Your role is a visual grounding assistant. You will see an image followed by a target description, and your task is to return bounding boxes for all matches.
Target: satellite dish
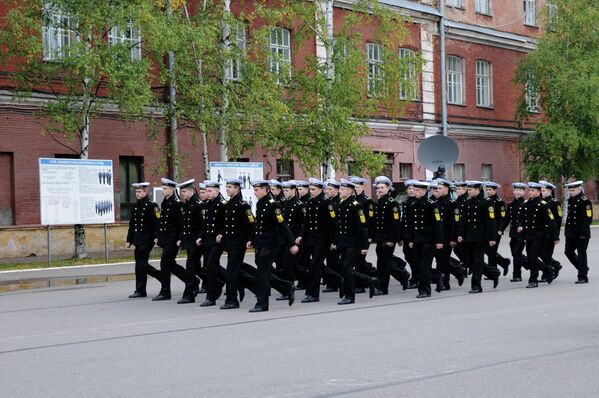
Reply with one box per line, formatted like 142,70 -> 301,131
417,135 -> 459,173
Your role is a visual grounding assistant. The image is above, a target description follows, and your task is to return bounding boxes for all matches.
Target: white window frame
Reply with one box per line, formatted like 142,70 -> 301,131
475,0 -> 492,15
225,25 -> 247,81
446,0 -> 463,8
108,20 -> 142,61
447,56 -> 464,105
366,43 -> 384,97
480,164 -> 493,182
399,48 -> 418,101
476,60 -> 492,108
524,0 -> 537,27
525,74 -> 540,113
269,27 -> 291,84
546,3 -> 558,30
42,2 -> 78,61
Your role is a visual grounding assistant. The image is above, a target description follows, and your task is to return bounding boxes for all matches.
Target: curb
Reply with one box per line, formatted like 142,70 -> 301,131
0,273 -> 135,293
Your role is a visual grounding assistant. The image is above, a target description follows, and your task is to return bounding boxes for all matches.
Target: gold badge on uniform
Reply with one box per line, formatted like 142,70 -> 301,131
302,207 -> 307,215
586,204 -> 592,218
488,206 -> 495,219
548,209 -> 554,220
500,206 -> 506,218
275,208 -> 284,223
369,204 -> 374,218
434,208 -> 441,221
358,209 -> 366,224
454,208 -> 460,222
557,205 -> 563,217
392,207 -> 399,220
154,207 -> 161,219
328,204 -> 336,218
246,209 -> 255,223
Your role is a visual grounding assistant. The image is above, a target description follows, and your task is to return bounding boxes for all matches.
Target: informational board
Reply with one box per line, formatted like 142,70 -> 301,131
39,158 -> 115,225
210,161 -> 264,212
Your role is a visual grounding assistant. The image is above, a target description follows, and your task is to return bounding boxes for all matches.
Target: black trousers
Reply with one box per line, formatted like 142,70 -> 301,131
255,248 -> 276,309
158,244 -> 186,296
391,256 -> 411,287
375,242 -> 394,293
485,235 -> 502,270
204,244 -> 224,302
565,238 -> 590,279
224,248 -> 247,305
541,239 -> 562,277
306,245 -> 327,298
182,246 -> 202,299
325,248 -> 341,289
339,247 -> 359,300
526,239 -> 554,283
434,245 -> 452,285
404,244 -> 417,284
509,237 -> 526,278
280,248 -> 299,283
465,241 -> 500,291
240,262 -> 293,297
134,243 -> 162,293
413,243 -> 435,295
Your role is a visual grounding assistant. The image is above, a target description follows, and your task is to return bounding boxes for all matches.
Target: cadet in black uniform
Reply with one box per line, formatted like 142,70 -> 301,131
502,182 -> 527,282
278,180 -> 306,288
294,180 -> 311,288
126,182 -> 163,298
196,183 -> 208,293
247,180 -> 298,312
333,179 -> 370,304
452,182 -> 469,270
296,180 -> 311,204
350,176 -> 378,280
197,180 -> 226,307
485,182 -> 510,276
516,182 -> 558,288
400,179 -> 418,288
176,179 -> 203,304
220,178 -> 254,310
270,179 -> 285,203
407,181 -> 444,298
153,178 -> 187,301
323,179 -> 342,292
564,180 -> 592,284
540,180 -> 563,281
458,181 -> 500,293
370,176 -> 401,295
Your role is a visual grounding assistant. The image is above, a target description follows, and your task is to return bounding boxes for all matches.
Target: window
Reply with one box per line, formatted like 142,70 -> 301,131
476,60 -> 492,107
378,153 -> 394,179
525,73 -> 540,113
524,0 -> 537,26
276,159 -> 293,181
546,3 -> 558,30
475,0 -> 492,15
480,164 -> 493,182
0,152 -> 14,226
42,2 -> 77,61
447,56 -> 464,105
453,163 -> 465,181
446,0 -> 463,7
225,25 -> 247,81
269,27 -> 291,83
399,48 -> 418,101
399,163 -> 412,180
109,20 -> 142,61
119,156 -> 143,220
366,43 -> 384,97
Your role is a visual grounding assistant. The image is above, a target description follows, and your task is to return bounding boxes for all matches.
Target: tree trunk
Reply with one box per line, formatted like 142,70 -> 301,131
322,0 -> 335,180
219,0 -> 231,162
167,0 -> 179,180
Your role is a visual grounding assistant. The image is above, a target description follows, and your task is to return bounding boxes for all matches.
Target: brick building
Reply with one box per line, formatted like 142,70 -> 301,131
0,0 -> 590,229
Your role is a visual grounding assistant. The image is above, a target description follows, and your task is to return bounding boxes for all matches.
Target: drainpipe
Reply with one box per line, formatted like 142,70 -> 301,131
439,0 -> 448,136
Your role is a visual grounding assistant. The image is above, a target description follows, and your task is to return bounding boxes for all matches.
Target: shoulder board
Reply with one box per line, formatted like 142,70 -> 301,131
175,198 -> 180,202
582,196 -> 588,201
387,197 -> 395,202
427,199 -> 434,204
269,199 -> 276,204
241,200 -> 249,206
540,200 -> 547,205
221,199 -> 227,205
353,200 -> 359,206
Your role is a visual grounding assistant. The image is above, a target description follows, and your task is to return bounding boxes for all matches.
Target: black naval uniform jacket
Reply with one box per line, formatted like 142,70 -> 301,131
222,193 -> 254,251
565,192 -> 593,239
409,196 -> 444,244
179,194 -> 203,250
127,196 -> 161,246
433,194 -> 458,244
459,193 -> 496,243
370,193 -> 400,243
302,192 -> 332,247
502,197 -> 526,239
355,192 -> 375,227
516,196 -> 559,241
548,197 -> 563,231
334,196 -> 369,250
283,196 -> 306,239
199,195 -> 227,247
155,194 -> 182,247
399,196 -> 415,243
251,196 -> 294,249
488,194 -> 507,237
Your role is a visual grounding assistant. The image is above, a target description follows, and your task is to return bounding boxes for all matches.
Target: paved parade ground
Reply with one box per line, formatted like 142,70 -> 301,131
1,238 -> 599,398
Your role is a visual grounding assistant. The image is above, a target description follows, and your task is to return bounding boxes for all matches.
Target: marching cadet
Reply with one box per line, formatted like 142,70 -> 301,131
516,182 -> 558,288
485,182 -> 510,276
539,180 -> 563,281
332,179 -> 370,304
370,176 -> 401,295
296,180 -> 311,204
400,179 -> 418,288
501,182 -> 528,282
323,179 -> 342,292
152,178 -> 187,301
246,180 -> 299,312
457,181 -> 500,293
175,179 -> 203,304
277,180 -> 306,290
197,180 -> 226,307
564,180 -> 592,284
299,178 -> 331,303
219,178 -> 254,310
293,180 -> 311,288
125,182 -> 163,298
269,180 -> 285,203
452,182 -> 469,270
431,179 -> 465,290
350,176 -> 378,280
407,181 -> 444,298
196,182 -> 208,293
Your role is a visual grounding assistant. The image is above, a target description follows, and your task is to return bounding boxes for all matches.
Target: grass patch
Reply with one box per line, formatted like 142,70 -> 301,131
0,254 -> 161,272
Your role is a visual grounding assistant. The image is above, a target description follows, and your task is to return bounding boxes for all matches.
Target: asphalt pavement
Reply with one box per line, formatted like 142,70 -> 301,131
1,239 -> 598,397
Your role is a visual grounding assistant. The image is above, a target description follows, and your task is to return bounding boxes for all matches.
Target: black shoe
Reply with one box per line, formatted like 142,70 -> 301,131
493,277 -> 499,289
373,289 -> 387,296
416,293 -> 431,299
407,282 -> 418,289
338,297 -> 355,305
539,277 -> 548,283
526,282 -> 538,288
288,284 -> 296,307
575,277 -> 589,284
198,287 -> 207,294
435,273 -> 445,293
239,288 -> 245,303
469,289 -> 482,294
322,287 -> 336,293
546,272 -> 554,285
128,291 -> 147,299
301,295 -> 320,303
177,297 -> 195,304
199,299 -> 216,307
220,302 -> 240,310
401,278 -> 410,290
151,294 -> 171,301
249,305 -> 268,312
354,287 -> 366,294
510,277 -> 522,282
368,278 -> 378,299
275,295 -> 289,301
457,271 -> 465,286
